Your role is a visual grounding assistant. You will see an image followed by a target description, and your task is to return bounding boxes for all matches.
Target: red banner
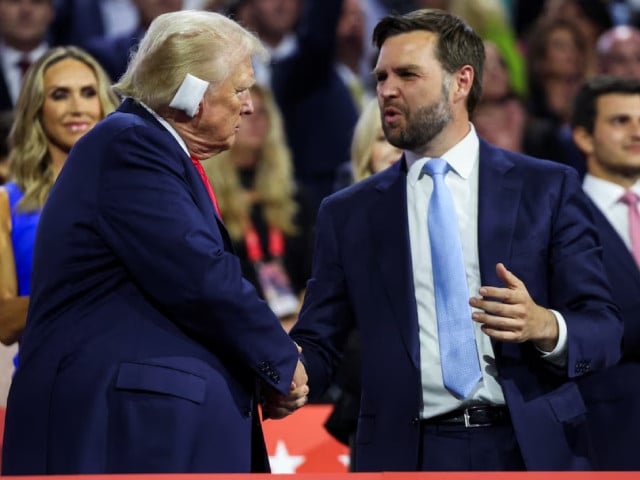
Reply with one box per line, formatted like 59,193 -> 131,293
262,404 -> 349,473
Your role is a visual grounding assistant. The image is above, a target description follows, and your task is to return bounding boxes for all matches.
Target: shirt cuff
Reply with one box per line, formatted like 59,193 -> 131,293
536,309 -> 567,367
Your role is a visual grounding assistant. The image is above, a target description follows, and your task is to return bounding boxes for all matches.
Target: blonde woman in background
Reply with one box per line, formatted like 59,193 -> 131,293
0,46 -> 118,348
204,84 -> 314,332
351,98 -> 402,181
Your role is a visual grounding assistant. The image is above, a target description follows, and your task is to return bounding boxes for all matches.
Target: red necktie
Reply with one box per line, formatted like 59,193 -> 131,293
190,155 -> 221,218
16,55 -> 31,78
620,190 -> 640,269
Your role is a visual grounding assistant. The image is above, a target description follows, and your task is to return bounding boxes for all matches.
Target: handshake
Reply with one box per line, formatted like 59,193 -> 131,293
262,345 -> 309,420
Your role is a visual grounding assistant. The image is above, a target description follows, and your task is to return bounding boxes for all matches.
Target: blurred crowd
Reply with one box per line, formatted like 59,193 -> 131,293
1,0 -> 640,194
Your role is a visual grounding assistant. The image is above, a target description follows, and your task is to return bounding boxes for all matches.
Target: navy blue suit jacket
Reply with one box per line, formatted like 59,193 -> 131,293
589,205 -> 640,357
576,202 -> 640,469
291,140 -> 622,471
83,29 -> 143,82
50,0 -> 106,46
0,70 -> 12,112
2,99 -> 300,474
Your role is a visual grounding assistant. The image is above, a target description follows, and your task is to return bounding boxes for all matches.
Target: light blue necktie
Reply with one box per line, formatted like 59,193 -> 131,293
423,158 -> 481,398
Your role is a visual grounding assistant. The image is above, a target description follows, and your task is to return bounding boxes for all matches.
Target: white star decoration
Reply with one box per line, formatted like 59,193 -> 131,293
268,440 -> 306,473
338,454 -> 350,468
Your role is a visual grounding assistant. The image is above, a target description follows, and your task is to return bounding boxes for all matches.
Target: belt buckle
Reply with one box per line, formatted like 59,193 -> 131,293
463,406 -> 491,428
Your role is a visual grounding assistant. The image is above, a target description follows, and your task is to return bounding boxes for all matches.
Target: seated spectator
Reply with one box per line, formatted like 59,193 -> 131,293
597,25 -> 640,79
473,41 -> 527,152
0,46 -> 118,348
542,0 -> 613,77
0,0 -> 54,131
570,74 -> 640,470
203,84 -> 314,332
523,16 -> 588,176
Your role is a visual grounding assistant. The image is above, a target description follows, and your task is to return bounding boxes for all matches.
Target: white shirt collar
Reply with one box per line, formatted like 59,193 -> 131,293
1,41 -> 49,67
405,124 -> 479,185
583,173 -> 640,210
138,101 -> 190,157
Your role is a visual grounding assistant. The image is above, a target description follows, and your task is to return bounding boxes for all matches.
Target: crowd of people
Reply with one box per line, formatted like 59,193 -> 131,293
0,0 -> 639,474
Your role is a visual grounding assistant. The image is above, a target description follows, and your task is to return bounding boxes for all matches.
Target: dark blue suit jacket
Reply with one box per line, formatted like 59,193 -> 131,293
589,205 -> 640,357
577,203 -> 640,469
50,0 -> 106,46
291,140 -> 622,471
2,99 -> 300,474
0,70 -> 12,111
83,29 -> 143,82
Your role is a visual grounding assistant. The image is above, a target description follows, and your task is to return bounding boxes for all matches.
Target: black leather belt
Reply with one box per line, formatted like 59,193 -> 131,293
423,405 -> 510,428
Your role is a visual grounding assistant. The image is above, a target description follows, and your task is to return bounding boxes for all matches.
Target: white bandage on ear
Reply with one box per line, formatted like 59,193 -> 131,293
168,73 -> 209,117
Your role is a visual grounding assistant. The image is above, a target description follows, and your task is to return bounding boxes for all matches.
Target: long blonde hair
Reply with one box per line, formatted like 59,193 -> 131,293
9,46 -> 118,211
204,85 -> 298,240
350,98 -> 382,182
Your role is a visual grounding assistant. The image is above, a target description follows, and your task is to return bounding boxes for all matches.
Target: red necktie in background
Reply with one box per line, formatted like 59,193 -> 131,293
16,55 -> 31,78
190,155 -> 221,218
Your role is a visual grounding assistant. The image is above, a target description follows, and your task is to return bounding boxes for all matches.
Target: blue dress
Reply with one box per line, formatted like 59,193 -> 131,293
4,182 -> 40,369
4,182 -> 40,296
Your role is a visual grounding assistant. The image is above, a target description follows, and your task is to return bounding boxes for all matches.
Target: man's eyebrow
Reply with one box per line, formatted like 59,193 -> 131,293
373,64 -> 422,76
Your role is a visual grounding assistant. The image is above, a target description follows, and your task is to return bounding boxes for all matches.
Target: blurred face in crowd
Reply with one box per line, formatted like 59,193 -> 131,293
252,0 -> 300,42
575,93 -> 640,186
375,30 -> 453,155
600,28 -> 640,79
0,0 -> 54,51
336,0 -> 365,48
194,56 -> 255,157
544,25 -> 582,78
482,42 -> 510,102
41,58 -> 102,161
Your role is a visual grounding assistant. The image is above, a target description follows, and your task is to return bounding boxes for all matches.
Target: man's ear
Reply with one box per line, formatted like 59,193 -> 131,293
452,65 -> 473,105
572,126 -> 595,156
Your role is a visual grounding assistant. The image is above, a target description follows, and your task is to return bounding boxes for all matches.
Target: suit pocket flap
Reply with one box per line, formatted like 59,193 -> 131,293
547,382 -> 586,423
115,362 -> 206,404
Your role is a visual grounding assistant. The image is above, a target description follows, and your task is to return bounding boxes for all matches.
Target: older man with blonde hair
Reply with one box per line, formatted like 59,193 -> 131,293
2,10 -> 308,475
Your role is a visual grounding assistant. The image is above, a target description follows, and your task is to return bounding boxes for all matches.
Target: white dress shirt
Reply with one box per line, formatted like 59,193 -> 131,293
405,125 -> 567,418
139,101 -> 190,157
583,173 -> 640,250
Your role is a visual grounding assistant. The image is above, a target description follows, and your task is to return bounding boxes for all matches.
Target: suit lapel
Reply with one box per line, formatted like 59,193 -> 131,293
591,201 -> 640,286
477,141 -> 522,286
368,159 -> 420,368
118,99 -> 235,251
477,142 -> 522,359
